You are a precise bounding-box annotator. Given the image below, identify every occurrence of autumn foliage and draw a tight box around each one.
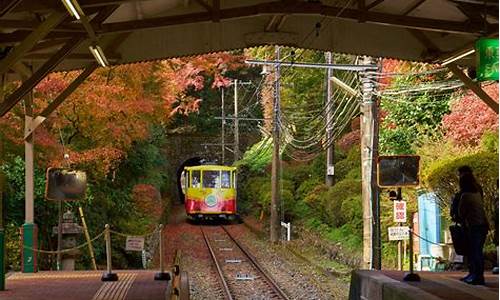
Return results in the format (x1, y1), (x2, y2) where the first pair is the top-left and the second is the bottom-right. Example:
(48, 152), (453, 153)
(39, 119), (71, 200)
(132, 184), (162, 220)
(442, 83), (499, 146)
(0, 53), (244, 175)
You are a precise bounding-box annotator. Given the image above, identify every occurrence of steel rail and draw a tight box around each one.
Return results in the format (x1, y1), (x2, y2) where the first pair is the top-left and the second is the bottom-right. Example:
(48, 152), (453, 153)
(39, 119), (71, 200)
(221, 226), (290, 300)
(200, 227), (233, 300)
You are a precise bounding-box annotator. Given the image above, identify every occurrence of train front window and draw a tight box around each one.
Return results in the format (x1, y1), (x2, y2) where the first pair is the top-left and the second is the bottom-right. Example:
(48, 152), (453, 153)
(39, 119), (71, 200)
(221, 171), (231, 189)
(191, 170), (201, 188)
(203, 171), (221, 188)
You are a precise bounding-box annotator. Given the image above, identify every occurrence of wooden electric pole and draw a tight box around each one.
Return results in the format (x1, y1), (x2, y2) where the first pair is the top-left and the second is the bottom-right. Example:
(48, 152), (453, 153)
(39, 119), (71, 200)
(325, 51), (335, 187)
(270, 46), (281, 243)
(233, 79), (239, 162)
(360, 56), (381, 270)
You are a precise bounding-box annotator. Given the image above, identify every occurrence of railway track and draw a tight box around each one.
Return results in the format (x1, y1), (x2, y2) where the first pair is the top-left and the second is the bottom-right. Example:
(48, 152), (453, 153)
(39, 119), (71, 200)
(201, 225), (290, 300)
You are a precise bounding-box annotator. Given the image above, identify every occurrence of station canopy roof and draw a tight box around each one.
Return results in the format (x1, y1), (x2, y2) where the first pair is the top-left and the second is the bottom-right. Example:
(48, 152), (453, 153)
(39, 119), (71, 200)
(1, 0), (499, 79)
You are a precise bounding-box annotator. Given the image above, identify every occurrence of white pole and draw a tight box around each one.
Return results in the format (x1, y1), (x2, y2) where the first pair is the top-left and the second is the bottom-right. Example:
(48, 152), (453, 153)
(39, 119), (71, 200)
(154, 224), (169, 280)
(101, 224), (118, 281)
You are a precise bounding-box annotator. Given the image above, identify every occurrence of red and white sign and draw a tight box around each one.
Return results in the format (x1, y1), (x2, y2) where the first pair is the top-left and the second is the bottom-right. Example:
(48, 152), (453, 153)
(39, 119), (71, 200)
(393, 200), (407, 223)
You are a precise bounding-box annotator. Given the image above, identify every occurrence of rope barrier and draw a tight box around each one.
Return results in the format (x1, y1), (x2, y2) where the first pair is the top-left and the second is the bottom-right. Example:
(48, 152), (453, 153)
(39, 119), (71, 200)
(109, 227), (160, 239)
(23, 230), (105, 254)
(410, 230), (445, 246)
(21, 224), (162, 255)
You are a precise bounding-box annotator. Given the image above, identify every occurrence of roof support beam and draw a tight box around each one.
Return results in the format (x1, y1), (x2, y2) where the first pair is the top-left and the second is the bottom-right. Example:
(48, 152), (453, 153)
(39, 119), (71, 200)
(448, 64), (498, 114)
(0, 36), (85, 117)
(408, 29), (441, 58)
(24, 32), (130, 138)
(0, 11), (67, 76)
(24, 64), (98, 139)
(358, 0), (366, 22)
(0, 5), (120, 117)
(0, 0), (22, 17)
(193, 0), (212, 12)
(366, 0), (385, 10)
(213, 0), (220, 22)
(10, 62), (32, 78)
(402, 0), (427, 16)
(98, 1), (494, 35)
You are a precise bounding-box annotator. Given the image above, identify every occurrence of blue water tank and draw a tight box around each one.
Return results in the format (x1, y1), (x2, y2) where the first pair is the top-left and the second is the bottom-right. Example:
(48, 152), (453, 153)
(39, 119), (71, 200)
(418, 192), (441, 256)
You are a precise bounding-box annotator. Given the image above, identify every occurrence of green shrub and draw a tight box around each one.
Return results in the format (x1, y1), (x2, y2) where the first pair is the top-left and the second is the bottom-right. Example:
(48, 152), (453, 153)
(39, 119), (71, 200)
(334, 147), (360, 182)
(345, 167), (361, 180)
(340, 194), (362, 235)
(282, 164), (314, 190)
(424, 151), (498, 224)
(303, 184), (329, 210)
(321, 179), (362, 227)
(480, 131), (499, 153)
(296, 178), (321, 202)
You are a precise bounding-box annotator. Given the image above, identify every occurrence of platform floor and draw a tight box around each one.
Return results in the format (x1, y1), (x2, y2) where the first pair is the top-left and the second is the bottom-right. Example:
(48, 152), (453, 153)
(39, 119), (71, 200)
(1, 270), (167, 300)
(349, 270), (499, 300)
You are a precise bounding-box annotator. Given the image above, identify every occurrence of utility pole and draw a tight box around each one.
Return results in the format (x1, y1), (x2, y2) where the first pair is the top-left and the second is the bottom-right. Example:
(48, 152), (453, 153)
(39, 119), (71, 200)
(233, 79), (239, 162)
(360, 56), (381, 270)
(270, 46), (281, 243)
(325, 51), (335, 187)
(221, 87), (225, 165)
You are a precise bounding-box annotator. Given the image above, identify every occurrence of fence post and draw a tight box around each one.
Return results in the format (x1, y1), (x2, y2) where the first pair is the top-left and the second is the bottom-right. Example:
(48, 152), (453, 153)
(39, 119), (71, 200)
(101, 224), (118, 281)
(155, 224), (170, 281)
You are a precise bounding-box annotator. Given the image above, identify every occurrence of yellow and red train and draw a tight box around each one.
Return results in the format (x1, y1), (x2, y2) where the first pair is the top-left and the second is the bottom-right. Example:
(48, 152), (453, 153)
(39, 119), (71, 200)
(181, 165), (237, 219)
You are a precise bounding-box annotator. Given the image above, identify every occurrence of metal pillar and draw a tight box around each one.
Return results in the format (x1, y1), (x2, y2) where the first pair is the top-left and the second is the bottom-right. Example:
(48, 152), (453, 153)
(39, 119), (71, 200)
(22, 82), (37, 273)
(154, 224), (170, 280)
(325, 51), (335, 187)
(221, 87), (225, 165)
(101, 224), (118, 281)
(270, 46), (281, 243)
(233, 79), (239, 162)
(360, 56), (380, 270)
(56, 198), (63, 271)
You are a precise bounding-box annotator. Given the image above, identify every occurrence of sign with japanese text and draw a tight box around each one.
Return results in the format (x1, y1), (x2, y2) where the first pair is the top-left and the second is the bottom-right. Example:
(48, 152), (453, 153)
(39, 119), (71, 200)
(393, 200), (407, 223)
(125, 236), (145, 251)
(388, 226), (409, 241)
(476, 38), (499, 81)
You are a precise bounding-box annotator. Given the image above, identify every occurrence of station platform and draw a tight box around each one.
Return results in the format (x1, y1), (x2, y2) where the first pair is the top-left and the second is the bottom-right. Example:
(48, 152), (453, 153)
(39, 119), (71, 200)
(1, 270), (167, 300)
(349, 270), (499, 300)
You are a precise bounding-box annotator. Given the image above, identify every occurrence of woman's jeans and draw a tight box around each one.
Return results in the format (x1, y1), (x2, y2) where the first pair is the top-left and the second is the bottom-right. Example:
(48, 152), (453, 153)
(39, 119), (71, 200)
(467, 225), (488, 280)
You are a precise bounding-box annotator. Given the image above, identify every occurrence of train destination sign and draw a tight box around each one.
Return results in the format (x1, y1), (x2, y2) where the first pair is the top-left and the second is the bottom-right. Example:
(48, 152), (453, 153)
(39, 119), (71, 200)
(377, 155), (420, 187)
(45, 168), (87, 201)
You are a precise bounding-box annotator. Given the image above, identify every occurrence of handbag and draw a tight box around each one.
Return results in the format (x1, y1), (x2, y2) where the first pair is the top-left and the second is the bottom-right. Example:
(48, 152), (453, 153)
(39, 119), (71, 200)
(449, 223), (468, 255)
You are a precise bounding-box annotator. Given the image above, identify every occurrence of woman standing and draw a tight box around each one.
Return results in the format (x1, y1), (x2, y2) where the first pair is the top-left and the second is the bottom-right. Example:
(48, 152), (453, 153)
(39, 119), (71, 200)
(458, 172), (489, 285)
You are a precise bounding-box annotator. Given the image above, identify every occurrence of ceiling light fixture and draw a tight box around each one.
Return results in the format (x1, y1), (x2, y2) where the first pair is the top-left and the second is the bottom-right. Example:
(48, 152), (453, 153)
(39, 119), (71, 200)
(89, 45), (108, 67)
(441, 49), (475, 66)
(61, 0), (83, 20)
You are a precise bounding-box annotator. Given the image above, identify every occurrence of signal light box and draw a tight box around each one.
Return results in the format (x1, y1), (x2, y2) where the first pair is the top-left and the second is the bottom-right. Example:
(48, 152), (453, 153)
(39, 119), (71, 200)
(45, 168), (87, 201)
(377, 155), (420, 187)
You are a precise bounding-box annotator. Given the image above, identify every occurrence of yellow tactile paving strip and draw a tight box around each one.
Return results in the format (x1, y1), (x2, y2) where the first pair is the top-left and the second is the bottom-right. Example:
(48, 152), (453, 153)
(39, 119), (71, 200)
(92, 273), (137, 300)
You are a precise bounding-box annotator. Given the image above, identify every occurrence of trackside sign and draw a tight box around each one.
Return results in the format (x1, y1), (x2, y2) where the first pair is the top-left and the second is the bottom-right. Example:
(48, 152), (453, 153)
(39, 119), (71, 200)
(125, 236), (145, 251)
(388, 226), (409, 241)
